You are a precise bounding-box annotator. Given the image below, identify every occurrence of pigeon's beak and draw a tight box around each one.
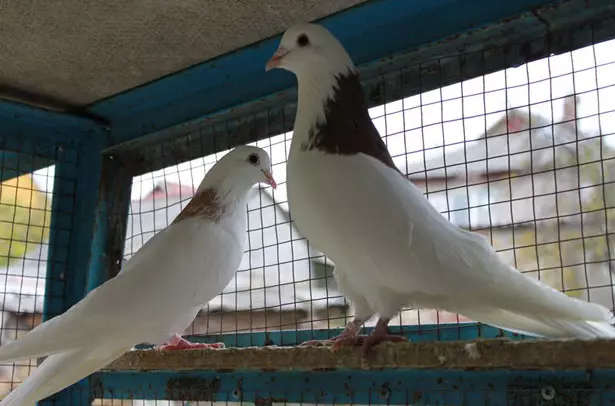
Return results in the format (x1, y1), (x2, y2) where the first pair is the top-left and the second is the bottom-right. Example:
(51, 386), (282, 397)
(262, 169), (277, 189)
(265, 47), (289, 71)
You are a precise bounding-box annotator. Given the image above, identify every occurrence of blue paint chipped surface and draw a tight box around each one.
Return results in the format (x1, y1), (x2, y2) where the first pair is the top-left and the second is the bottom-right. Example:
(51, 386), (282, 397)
(92, 369), (615, 404)
(117, 325), (615, 404)
(39, 136), (107, 405)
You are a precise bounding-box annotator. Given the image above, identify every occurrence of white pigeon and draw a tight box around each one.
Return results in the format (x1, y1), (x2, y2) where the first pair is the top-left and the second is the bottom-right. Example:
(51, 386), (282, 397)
(0, 145), (276, 406)
(266, 23), (615, 354)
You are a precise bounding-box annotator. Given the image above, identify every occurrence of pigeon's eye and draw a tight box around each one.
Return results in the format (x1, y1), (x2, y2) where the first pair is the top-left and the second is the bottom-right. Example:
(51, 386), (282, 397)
(248, 153), (260, 165)
(297, 34), (309, 47)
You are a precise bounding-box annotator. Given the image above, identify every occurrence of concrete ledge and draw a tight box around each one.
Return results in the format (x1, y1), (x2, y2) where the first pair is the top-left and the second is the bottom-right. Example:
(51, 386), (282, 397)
(104, 339), (615, 372)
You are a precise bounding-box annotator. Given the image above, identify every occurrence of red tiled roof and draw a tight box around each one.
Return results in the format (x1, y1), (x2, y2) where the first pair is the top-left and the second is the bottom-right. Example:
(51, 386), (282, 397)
(140, 182), (195, 201)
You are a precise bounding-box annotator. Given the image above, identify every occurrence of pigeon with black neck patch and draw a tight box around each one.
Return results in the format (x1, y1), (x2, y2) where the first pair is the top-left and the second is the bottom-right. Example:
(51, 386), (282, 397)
(266, 23), (615, 355)
(0, 145), (276, 406)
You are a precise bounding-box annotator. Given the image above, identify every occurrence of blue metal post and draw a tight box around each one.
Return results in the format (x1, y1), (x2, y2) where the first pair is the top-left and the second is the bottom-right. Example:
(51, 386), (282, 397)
(85, 153), (132, 291)
(39, 136), (106, 405)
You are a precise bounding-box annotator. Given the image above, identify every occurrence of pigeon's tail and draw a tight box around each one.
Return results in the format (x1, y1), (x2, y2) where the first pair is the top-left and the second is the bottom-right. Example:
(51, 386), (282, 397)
(0, 314), (80, 363)
(461, 307), (615, 339)
(0, 346), (128, 406)
(453, 250), (615, 339)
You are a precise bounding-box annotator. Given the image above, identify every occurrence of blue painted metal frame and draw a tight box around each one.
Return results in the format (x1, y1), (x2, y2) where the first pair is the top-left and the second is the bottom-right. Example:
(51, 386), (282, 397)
(92, 369), (615, 404)
(93, 325), (614, 403)
(0, 98), (106, 181)
(0, 152), (53, 182)
(99, 326), (611, 404)
(91, 0), (562, 147)
(86, 153), (132, 290)
(0, 99), (104, 147)
(39, 133), (109, 405)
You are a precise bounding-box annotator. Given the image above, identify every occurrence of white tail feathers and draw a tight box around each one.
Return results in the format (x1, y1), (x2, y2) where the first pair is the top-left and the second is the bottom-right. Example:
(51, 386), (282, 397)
(0, 338), (61, 364)
(462, 307), (615, 339)
(0, 346), (128, 406)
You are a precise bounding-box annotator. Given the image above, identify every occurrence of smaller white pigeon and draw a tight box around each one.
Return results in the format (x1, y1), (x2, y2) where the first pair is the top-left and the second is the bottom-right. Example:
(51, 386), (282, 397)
(266, 22), (615, 356)
(0, 145), (276, 406)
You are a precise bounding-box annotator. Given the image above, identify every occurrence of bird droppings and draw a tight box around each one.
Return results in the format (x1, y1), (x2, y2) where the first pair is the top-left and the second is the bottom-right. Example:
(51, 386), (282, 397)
(464, 343), (481, 360)
(438, 355), (447, 363)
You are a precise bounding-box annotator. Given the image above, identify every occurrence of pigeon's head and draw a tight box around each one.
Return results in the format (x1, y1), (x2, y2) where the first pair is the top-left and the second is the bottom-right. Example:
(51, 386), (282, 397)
(265, 23), (354, 78)
(201, 146), (276, 195)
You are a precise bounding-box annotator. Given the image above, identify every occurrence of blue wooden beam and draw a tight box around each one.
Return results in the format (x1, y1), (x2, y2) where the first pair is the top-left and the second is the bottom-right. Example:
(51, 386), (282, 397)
(92, 0), (563, 148)
(0, 98), (107, 156)
(0, 98), (106, 178)
(39, 135), (106, 405)
(0, 151), (54, 182)
(93, 325), (615, 403)
(91, 369), (615, 404)
(86, 153), (132, 290)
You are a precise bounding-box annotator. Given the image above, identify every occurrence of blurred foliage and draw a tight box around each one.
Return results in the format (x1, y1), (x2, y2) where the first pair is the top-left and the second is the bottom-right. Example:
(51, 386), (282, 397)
(0, 174), (51, 267)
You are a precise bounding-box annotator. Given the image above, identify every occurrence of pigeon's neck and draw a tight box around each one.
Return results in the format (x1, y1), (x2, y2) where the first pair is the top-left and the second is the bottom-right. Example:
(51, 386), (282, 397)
(175, 179), (250, 225)
(173, 188), (225, 224)
(292, 66), (356, 150)
(214, 178), (252, 210)
(291, 69), (401, 173)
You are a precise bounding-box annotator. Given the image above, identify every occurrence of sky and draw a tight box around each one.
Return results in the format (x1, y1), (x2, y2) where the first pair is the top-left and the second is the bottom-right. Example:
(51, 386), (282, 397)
(31, 38), (615, 209)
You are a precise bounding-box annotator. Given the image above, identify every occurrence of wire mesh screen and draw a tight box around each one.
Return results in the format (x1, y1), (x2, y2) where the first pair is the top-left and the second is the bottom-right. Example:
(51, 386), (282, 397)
(0, 137), (71, 401)
(119, 35), (615, 351)
(125, 132), (347, 339)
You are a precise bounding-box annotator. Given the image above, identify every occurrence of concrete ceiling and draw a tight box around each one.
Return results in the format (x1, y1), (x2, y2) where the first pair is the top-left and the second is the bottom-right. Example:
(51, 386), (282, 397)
(0, 0), (368, 107)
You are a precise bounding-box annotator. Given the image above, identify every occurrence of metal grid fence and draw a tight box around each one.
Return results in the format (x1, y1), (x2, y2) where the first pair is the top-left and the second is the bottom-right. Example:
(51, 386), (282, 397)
(122, 33), (615, 349)
(0, 136), (77, 401)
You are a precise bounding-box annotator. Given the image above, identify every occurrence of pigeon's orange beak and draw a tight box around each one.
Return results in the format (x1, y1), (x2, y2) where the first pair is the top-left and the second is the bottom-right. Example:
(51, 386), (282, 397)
(262, 169), (277, 189)
(265, 47), (289, 71)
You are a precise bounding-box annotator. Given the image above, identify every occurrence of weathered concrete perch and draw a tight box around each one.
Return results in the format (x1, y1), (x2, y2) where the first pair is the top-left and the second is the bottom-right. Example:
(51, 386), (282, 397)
(104, 339), (615, 372)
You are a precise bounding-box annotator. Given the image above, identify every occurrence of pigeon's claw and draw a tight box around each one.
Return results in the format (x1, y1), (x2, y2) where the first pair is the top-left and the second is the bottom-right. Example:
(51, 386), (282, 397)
(361, 318), (408, 357)
(330, 335), (365, 352)
(300, 329), (362, 350)
(157, 334), (225, 351)
(299, 339), (331, 347)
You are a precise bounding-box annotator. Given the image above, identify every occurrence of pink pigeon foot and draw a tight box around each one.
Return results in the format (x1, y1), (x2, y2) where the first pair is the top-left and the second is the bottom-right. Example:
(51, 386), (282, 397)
(361, 318), (407, 357)
(156, 334), (225, 351)
(300, 319), (363, 351)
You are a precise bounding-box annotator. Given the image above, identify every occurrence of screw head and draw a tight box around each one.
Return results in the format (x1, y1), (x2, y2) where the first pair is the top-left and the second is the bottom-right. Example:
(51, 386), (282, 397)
(541, 385), (556, 401)
(379, 386), (391, 399)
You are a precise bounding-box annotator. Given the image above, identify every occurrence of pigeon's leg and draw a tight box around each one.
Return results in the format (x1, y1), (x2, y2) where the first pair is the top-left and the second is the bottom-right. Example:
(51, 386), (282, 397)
(361, 317), (407, 356)
(300, 317), (365, 348)
(300, 270), (372, 349)
(328, 318), (368, 350)
(156, 334), (225, 351)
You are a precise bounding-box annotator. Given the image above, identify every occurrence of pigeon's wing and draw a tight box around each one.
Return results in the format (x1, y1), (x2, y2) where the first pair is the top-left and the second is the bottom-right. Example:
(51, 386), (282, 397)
(299, 153), (612, 323)
(0, 219), (230, 362)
